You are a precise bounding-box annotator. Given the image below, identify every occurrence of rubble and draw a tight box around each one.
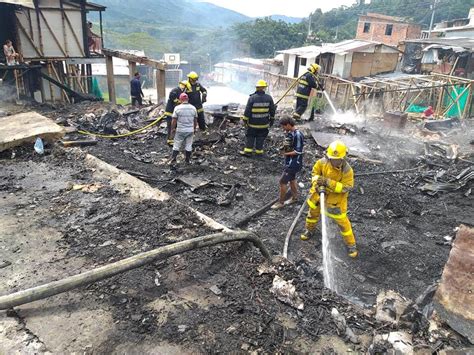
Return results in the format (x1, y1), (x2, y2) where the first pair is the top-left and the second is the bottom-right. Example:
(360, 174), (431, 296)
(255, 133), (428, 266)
(370, 331), (413, 354)
(375, 290), (411, 325)
(0, 99), (472, 352)
(270, 275), (304, 310)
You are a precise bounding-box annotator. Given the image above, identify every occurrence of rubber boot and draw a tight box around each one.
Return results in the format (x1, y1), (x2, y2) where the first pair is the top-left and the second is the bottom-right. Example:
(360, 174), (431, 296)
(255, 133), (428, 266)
(300, 229), (315, 241)
(169, 150), (179, 166)
(347, 244), (358, 258)
(185, 151), (192, 164)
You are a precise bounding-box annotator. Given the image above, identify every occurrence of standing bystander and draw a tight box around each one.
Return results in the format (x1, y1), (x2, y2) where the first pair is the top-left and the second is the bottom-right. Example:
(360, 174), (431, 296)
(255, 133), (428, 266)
(169, 93), (198, 166)
(130, 72), (144, 107)
(272, 117), (304, 209)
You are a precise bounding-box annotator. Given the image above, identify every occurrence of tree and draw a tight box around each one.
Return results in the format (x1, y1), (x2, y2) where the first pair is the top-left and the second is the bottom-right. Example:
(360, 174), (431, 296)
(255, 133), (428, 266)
(233, 18), (306, 58)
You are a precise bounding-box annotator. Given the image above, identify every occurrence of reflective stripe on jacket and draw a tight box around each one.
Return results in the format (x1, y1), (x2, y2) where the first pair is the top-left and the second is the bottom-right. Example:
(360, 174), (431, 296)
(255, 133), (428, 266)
(242, 91), (275, 129)
(296, 71), (318, 100)
(310, 157), (353, 212)
(183, 80), (207, 108)
(165, 86), (184, 116)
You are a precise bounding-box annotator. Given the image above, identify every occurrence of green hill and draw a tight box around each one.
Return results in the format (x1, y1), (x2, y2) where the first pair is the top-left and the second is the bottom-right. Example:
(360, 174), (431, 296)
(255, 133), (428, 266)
(96, 0), (250, 29)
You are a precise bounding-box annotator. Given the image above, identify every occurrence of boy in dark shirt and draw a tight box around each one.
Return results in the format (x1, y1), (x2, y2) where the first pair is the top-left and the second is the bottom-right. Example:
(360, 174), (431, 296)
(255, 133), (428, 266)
(272, 117), (304, 209)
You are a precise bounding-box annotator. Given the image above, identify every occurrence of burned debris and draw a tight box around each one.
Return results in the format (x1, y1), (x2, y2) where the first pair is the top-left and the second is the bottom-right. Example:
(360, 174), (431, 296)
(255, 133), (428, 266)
(1, 1), (474, 353)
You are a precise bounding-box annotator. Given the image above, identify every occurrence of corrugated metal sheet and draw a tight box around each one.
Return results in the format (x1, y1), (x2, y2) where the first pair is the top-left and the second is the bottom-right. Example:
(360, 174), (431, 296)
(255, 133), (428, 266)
(277, 45), (322, 56)
(0, 0), (34, 7)
(406, 37), (474, 51)
(281, 40), (399, 59)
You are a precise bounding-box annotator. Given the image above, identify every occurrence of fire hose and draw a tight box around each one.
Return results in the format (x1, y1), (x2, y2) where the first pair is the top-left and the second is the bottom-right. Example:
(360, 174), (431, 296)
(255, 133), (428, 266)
(0, 231), (270, 310)
(78, 113), (166, 139)
(275, 73), (306, 105)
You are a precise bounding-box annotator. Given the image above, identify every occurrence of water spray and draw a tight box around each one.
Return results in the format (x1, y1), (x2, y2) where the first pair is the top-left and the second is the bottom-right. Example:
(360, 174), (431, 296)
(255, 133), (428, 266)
(322, 90), (338, 116)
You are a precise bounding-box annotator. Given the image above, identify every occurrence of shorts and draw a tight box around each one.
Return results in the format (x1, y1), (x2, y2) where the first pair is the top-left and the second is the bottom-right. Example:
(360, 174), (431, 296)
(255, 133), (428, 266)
(280, 167), (300, 184)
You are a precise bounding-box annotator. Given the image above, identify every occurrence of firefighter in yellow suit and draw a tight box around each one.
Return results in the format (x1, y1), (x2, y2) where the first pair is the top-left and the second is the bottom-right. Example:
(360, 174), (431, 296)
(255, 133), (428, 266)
(301, 140), (358, 258)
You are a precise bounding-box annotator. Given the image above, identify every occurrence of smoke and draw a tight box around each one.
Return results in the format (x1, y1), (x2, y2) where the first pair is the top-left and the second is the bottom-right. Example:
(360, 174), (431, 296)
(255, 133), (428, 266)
(0, 81), (17, 102)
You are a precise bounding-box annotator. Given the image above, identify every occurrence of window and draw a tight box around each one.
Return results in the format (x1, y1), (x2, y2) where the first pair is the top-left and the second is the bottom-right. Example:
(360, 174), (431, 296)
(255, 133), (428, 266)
(385, 24), (393, 36)
(363, 22), (371, 33)
(300, 58), (307, 66)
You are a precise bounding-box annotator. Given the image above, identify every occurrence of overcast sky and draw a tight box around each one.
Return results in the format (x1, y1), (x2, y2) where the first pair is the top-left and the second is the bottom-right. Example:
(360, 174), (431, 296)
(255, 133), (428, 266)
(201, 0), (356, 18)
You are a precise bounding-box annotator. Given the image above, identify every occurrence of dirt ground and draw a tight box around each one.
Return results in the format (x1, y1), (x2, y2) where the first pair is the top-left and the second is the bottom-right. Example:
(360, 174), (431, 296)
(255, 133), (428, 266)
(0, 102), (473, 352)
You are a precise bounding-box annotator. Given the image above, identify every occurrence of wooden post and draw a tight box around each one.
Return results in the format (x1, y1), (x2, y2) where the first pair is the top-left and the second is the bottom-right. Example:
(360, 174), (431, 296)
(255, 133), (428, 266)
(128, 61), (136, 79)
(156, 68), (166, 104)
(46, 63), (55, 103)
(106, 55), (116, 104)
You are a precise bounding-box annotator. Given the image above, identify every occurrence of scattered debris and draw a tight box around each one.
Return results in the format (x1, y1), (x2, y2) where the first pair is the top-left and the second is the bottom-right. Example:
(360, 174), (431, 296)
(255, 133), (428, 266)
(71, 183), (103, 193)
(375, 290), (410, 325)
(370, 331), (413, 354)
(331, 307), (360, 344)
(270, 275), (304, 310)
(0, 261), (12, 269)
(209, 285), (223, 296)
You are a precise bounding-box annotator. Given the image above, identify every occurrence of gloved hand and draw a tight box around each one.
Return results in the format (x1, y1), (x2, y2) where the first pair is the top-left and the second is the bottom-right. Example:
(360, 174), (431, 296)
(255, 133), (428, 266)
(317, 176), (329, 186)
(317, 81), (325, 91)
(269, 119), (275, 127)
(202, 97), (207, 104)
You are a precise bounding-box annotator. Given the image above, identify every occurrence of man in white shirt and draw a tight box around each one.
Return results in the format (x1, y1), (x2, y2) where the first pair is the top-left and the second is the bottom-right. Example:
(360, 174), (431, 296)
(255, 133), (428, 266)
(170, 93), (198, 165)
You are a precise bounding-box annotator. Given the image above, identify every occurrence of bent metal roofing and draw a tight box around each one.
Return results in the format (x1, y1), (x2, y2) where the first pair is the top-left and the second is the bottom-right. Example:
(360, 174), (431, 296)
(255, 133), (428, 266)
(277, 40), (399, 58)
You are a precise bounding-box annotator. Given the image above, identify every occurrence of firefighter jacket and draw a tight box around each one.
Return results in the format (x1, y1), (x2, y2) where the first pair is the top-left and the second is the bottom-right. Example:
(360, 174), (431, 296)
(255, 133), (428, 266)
(310, 157), (354, 212)
(165, 86), (185, 116)
(184, 80), (207, 110)
(242, 91), (276, 129)
(296, 71), (319, 100)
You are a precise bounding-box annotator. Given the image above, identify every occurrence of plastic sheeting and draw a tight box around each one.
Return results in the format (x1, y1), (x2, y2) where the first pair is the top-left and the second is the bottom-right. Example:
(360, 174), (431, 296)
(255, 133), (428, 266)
(445, 85), (469, 118)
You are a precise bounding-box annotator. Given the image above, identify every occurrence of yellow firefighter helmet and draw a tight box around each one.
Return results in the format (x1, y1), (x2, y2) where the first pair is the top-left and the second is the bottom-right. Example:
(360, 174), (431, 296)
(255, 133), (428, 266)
(187, 71), (199, 80)
(308, 63), (321, 73)
(327, 140), (347, 159)
(256, 79), (268, 88)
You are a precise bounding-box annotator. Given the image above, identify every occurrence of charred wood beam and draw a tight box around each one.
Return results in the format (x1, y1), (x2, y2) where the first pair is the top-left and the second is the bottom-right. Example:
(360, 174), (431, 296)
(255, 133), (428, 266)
(102, 48), (166, 70)
(39, 70), (99, 102)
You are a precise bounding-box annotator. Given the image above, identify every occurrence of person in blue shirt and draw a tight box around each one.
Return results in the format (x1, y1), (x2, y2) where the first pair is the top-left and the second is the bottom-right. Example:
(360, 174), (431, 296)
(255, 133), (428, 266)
(130, 72), (144, 107)
(272, 117), (304, 209)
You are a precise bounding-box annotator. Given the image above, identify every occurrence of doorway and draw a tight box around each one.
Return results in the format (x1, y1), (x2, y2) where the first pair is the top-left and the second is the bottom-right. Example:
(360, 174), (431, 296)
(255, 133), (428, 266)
(0, 4), (18, 64)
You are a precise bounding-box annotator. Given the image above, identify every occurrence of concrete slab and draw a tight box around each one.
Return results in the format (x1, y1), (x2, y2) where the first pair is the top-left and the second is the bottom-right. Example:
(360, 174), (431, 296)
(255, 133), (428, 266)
(0, 112), (65, 152)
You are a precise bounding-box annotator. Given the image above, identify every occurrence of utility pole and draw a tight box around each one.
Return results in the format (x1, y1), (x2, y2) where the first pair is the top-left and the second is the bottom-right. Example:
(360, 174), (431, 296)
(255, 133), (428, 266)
(428, 0), (438, 38)
(308, 16), (312, 39)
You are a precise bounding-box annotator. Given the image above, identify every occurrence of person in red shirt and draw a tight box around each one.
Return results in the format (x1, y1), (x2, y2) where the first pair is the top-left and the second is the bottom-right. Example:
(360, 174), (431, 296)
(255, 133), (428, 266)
(423, 106), (434, 119)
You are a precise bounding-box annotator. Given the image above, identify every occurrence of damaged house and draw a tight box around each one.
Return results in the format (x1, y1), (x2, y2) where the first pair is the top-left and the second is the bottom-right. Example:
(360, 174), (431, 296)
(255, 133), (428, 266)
(278, 40), (400, 80)
(401, 38), (474, 78)
(0, 0), (105, 102)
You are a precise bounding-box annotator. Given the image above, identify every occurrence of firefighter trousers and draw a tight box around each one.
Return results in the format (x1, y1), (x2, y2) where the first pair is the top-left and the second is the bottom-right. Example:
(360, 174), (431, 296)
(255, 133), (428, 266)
(244, 127), (269, 154)
(197, 108), (206, 130)
(305, 193), (356, 247)
(294, 97), (309, 118)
